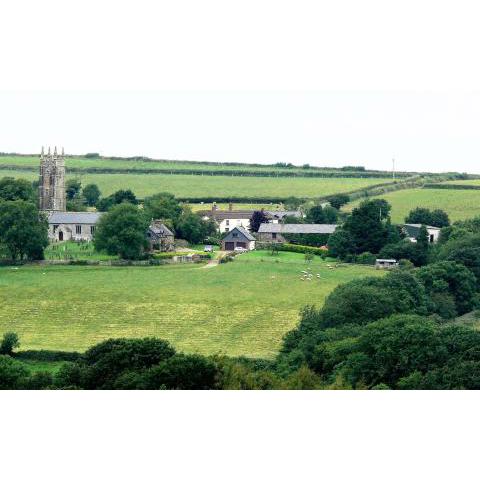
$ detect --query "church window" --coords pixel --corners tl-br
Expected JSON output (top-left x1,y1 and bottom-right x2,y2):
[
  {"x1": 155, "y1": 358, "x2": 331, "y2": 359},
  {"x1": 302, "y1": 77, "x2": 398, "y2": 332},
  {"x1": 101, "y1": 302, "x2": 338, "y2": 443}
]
[
  {"x1": 76, "y1": 225, "x2": 82, "y2": 234},
  {"x1": 90, "y1": 225, "x2": 96, "y2": 234}
]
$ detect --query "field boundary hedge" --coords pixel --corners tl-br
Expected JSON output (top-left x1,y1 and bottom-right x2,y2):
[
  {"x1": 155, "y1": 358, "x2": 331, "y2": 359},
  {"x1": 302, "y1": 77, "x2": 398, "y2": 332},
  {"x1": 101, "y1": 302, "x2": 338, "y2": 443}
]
[
  {"x1": 0, "y1": 163, "x2": 424, "y2": 179},
  {"x1": 256, "y1": 242, "x2": 328, "y2": 257},
  {"x1": 423, "y1": 183, "x2": 480, "y2": 190}
]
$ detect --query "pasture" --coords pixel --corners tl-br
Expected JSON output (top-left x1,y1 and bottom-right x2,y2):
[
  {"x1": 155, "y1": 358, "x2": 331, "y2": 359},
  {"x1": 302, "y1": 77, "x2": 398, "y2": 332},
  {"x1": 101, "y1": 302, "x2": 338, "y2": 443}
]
[
  {"x1": 0, "y1": 168, "x2": 392, "y2": 199},
  {"x1": 345, "y1": 187, "x2": 480, "y2": 222},
  {"x1": 0, "y1": 251, "x2": 381, "y2": 358}
]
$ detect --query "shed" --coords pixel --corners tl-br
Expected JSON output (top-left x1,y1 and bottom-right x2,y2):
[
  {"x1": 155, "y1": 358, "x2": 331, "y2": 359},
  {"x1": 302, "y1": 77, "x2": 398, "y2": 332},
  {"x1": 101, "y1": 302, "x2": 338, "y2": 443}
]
[{"x1": 221, "y1": 226, "x2": 256, "y2": 251}]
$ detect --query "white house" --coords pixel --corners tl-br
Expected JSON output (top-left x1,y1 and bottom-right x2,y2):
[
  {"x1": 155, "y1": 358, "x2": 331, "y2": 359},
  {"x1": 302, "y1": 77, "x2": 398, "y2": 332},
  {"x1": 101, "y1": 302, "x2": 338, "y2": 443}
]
[
  {"x1": 197, "y1": 203, "x2": 303, "y2": 233},
  {"x1": 403, "y1": 224, "x2": 441, "y2": 244}
]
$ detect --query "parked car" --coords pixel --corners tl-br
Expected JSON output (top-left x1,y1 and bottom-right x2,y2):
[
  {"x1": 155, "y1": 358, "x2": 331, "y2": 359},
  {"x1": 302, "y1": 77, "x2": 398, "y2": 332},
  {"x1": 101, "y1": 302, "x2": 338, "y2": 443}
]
[
  {"x1": 204, "y1": 245, "x2": 213, "y2": 252},
  {"x1": 234, "y1": 246, "x2": 247, "y2": 252}
]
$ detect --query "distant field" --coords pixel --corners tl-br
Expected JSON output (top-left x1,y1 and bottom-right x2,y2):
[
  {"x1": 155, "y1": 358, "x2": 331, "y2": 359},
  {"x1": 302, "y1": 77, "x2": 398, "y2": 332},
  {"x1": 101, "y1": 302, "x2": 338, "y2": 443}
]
[
  {"x1": 0, "y1": 154, "x2": 408, "y2": 176},
  {"x1": 0, "y1": 168, "x2": 392, "y2": 199},
  {"x1": 0, "y1": 251, "x2": 381, "y2": 358},
  {"x1": 345, "y1": 188, "x2": 480, "y2": 222},
  {"x1": 443, "y1": 179, "x2": 480, "y2": 187}
]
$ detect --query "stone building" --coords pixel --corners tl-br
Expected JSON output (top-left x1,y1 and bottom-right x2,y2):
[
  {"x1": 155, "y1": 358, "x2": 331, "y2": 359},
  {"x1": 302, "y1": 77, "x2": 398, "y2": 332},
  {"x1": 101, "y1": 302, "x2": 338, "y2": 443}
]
[
  {"x1": 147, "y1": 220, "x2": 175, "y2": 251},
  {"x1": 48, "y1": 211, "x2": 103, "y2": 242},
  {"x1": 39, "y1": 146, "x2": 66, "y2": 212},
  {"x1": 257, "y1": 223, "x2": 337, "y2": 243},
  {"x1": 39, "y1": 147, "x2": 102, "y2": 241}
]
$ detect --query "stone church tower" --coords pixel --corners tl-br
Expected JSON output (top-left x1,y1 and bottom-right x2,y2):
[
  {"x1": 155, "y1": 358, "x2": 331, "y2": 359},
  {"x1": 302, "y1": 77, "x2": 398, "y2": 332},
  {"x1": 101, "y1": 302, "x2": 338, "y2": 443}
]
[{"x1": 39, "y1": 146, "x2": 66, "y2": 212}]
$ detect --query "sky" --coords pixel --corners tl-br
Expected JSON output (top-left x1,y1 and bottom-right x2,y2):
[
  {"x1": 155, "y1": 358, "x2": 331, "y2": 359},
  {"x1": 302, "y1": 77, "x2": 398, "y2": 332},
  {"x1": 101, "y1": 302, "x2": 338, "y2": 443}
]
[
  {"x1": 2, "y1": 0, "x2": 480, "y2": 173},
  {"x1": 1, "y1": 91, "x2": 480, "y2": 173}
]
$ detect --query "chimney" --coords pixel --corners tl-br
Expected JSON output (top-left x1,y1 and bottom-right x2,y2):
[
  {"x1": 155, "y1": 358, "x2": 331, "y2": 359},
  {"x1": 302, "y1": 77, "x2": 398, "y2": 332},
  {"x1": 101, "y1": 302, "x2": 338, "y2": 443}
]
[{"x1": 229, "y1": 202, "x2": 233, "y2": 211}]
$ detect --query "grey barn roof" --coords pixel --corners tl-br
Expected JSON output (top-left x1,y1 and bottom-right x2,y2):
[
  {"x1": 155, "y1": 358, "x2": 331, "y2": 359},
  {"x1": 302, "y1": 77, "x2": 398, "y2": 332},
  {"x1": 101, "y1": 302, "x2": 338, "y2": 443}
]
[
  {"x1": 258, "y1": 223, "x2": 337, "y2": 234},
  {"x1": 403, "y1": 223, "x2": 440, "y2": 238},
  {"x1": 48, "y1": 212, "x2": 103, "y2": 224},
  {"x1": 222, "y1": 226, "x2": 256, "y2": 242}
]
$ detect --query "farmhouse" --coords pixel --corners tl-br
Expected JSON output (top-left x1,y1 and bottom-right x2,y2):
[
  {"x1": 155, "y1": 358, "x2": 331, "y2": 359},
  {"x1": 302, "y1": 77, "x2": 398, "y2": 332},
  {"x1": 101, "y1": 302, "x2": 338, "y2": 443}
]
[
  {"x1": 198, "y1": 203, "x2": 303, "y2": 233},
  {"x1": 147, "y1": 220, "x2": 175, "y2": 251},
  {"x1": 403, "y1": 224, "x2": 441, "y2": 243},
  {"x1": 257, "y1": 223, "x2": 337, "y2": 243},
  {"x1": 48, "y1": 211, "x2": 103, "y2": 242},
  {"x1": 221, "y1": 226, "x2": 256, "y2": 251}
]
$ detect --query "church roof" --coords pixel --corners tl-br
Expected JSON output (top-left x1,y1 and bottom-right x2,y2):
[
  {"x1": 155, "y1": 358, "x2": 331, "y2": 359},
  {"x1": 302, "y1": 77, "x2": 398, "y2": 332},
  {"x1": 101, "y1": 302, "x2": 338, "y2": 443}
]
[{"x1": 48, "y1": 212, "x2": 103, "y2": 224}]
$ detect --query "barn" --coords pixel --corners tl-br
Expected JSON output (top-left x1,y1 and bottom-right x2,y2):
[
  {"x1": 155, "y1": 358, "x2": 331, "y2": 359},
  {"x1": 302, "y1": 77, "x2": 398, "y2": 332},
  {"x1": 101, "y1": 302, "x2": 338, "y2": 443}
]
[{"x1": 221, "y1": 227, "x2": 256, "y2": 251}]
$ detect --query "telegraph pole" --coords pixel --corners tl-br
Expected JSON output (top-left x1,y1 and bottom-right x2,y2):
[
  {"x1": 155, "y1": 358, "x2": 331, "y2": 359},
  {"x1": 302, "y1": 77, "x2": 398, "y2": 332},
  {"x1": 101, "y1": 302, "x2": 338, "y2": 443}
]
[{"x1": 392, "y1": 157, "x2": 396, "y2": 180}]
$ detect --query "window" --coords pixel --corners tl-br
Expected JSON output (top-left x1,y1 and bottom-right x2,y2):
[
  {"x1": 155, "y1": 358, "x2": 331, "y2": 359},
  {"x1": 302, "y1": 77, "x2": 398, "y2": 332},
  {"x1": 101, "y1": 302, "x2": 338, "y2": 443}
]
[
  {"x1": 226, "y1": 220, "x2": 230, "y2": 226},
  {"x1": 233, "y1": 232, "x2": 238, "y2": 237},
  {"x1": 75, "y1": 225, "x2": 82, "y2": 234},
  {"x1": 90, "y1": 225, "x2": 96, "y2": 235},
  {"x1": 272, "y1": 232, "x2": 277, "y2": 239},
  {"x1": 225, "y1": 227, "x2": 229, "y2": 232},
  {"x1": 429, "y1": 234, "x2": 434, "y2": 243},
  {"x1": 53, "y1": 224, "x2": 59, "y2": 232}
]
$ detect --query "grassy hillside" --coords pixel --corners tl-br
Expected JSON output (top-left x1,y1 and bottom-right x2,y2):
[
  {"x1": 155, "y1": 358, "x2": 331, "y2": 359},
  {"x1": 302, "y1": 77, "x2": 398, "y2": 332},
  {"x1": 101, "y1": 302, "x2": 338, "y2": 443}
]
[
  {"x1": 0, "y1": 168, "x2": 393, "y2": 199},
  {"x1": 0, "y1": 251, "x2": 382, "y2": 358},
  {"x1": 345, "y1": 187, "x2": 480, "y2": 222},
  {"x1": 0, "y1": 154, "x2": 412, "y2": 177}
]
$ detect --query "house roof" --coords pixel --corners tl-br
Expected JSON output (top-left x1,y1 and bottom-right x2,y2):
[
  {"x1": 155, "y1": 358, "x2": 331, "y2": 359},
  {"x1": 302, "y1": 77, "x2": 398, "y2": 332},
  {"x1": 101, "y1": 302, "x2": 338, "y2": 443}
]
[
  {"x1": 222, "y1": 226, "x2": 256, "y2": 242},
  {"x1": 258, "y1": 223, "x2": 337, "y2": 234},
  {"x1": 403, "y1": 223, "x2": 440, "y2": 238},
  {"x1": 149, "y1": 222, "x2": 174, "y2": 236},
  {"x1": 198, "y1": 210, "x2": 254, "y2": 221},
  {"x1": 48, "y1": 211, "x2": 103, "y2": 224},
  {"x1": 198, "y1": 209, "x2": 302, "y2": 222}
]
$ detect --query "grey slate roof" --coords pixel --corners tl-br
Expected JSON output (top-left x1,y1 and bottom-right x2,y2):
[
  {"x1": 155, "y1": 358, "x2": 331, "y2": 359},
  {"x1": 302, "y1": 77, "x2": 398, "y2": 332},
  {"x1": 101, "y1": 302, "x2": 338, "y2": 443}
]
[
  {"x1": 48, "y1": 211, "x2": 103, "y2": 224},
  {"x1": 258, "y1": 223, "x2": 337, "y2": 234},
  {"x1": 222, "y1": 226, "x2": 256, "y2": 242},
  {"x1": 149, "y1": 223, "x2": 174, "y2": 236}
]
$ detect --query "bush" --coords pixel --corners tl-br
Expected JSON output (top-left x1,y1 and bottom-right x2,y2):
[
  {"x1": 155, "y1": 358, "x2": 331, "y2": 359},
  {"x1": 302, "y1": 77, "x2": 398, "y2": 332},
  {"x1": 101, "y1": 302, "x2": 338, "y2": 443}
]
[{"x1": 355, "y1": 252, "x2": 376, "y2": 265}]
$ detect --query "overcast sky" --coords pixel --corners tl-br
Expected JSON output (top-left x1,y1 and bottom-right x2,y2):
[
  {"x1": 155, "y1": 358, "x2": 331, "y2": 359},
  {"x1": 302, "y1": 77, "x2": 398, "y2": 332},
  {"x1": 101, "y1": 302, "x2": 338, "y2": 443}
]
[
  {"x1": 2, "y1": 1, "x2": 480, "y2": 173},
  {"x1": 1, "y1": 91, "x2": 480, "y2": 173}
]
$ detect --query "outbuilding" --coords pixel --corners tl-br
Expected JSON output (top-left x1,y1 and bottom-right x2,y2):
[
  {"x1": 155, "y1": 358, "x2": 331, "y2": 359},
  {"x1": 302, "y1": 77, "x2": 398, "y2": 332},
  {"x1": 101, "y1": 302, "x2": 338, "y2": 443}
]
[{"x1": 221, "y1": 226, "x2": 256, "y2": 251}]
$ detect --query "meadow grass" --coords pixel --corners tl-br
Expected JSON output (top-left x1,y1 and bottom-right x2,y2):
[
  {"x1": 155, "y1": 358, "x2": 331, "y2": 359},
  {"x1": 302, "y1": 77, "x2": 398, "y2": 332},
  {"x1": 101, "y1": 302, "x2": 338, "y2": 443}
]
[
  {"x1": 0, "y1": 251, "x2": 382, "y2": 358},
  {"x1": 0, "y1": 168, "x2": 392, "y2": 199},
  {"x1": 345, "y1": 188, "x2": 480, "y2": 222},
  {"x1": 45, "y1": 241, "x2": 115, "y2": 261},
  {"x1": 18, "y1": 359, "x2": 67, "y2": 374}
]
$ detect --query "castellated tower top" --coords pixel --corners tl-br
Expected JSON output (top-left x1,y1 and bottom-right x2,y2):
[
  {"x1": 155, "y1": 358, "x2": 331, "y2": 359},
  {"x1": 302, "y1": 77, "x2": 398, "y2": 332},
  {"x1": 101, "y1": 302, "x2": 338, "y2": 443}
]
[{"x1": 39, "y1": 146, "x2": 66, "y2": 212}]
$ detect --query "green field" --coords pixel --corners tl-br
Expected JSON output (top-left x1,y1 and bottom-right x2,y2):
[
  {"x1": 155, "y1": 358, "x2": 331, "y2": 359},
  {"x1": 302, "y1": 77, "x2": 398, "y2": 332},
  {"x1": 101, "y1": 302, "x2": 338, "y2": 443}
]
[
  {"x1": 0, "y1": 168, "x2": 392, "y2": 199},
  {"x1": 0, "y1": 251, "x2": 381, "y2": 358},
  {"x1": 0, "y1": 154, "x2": 406, "y2": 176},
  {"x1": 345, "y1": 188, "x2": 480, "y2": 222}
]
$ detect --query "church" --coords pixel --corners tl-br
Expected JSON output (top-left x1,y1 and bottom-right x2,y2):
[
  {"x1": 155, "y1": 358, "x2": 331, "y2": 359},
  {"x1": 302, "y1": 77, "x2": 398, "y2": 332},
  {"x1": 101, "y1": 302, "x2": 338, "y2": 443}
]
[{"x1": 39, "y1": 147, "x2": 102, "y2": 241}]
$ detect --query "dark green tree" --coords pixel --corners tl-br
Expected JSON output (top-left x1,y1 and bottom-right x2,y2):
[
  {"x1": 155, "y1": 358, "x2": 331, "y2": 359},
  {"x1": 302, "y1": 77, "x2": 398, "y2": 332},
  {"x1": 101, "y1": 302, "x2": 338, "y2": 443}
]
[
  {"x1": 405, "y1": 207, "x2": 450, "y2": 228},
  {"x1": 97, "y1": 189, "x2": 138, "y2": 211},
  {"x1": 82, "y1": 184, "x2": 101, "y2": 207},
  {"x1": 327, "y1": 228, "x2": 355, "y2": 260},
  {"x1": 250, "y1": 210, "x2": 269, "y2": 232},
  {"x1": 306, "y1": 205, "x2": 326, "y2": 223},
  {"x1": 94, "y1": 203, "x2": 149, "y2": 259},
  {"x1": 144, "y1": 192, "x2": 182, "y2": 224},
  {"x1": 0, "y1": 355, "x2": 29, "y2": 389},
  {"x1": 342, "y1": 199, "x2": 392, "y2": 254},
  {"x1": 328, "y1": 194, "x2": 350, "y2": 210},
  {"x1": 0, "y1": 177, "x2": 34, "y2": 202},
  {"x1": 175, "y1": 210, "x2": 216, "y2": 244},
  {"x1": 0, "y1": 332, "x2": 19, "y2": 355},
  {"x1": 0, "y1": 200, "x2": 49, "y2": 260},
  {"x1": 66, "y1": 178, "x2": 82, "y2": 200}
]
